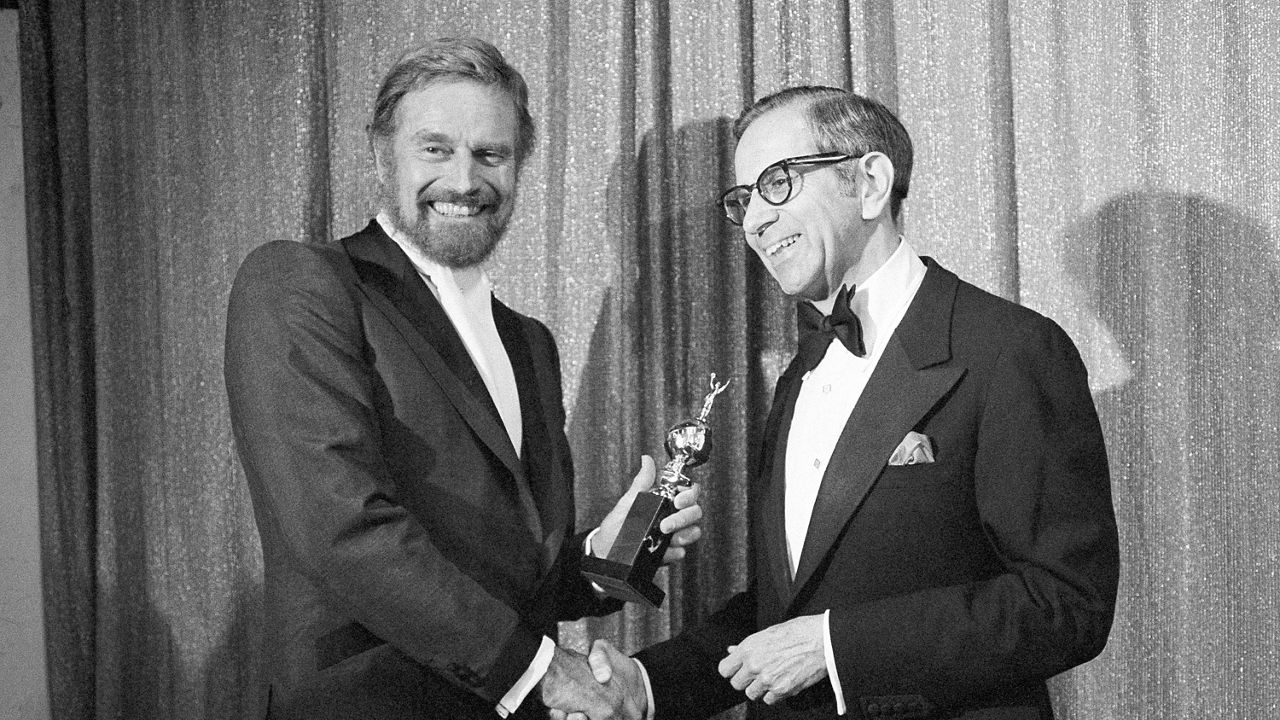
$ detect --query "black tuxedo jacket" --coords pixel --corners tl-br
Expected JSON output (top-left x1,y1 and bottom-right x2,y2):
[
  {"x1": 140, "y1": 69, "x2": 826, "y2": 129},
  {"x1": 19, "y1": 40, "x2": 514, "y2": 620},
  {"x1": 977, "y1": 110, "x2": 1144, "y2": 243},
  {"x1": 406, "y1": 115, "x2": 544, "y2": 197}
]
[
  {"x1": 637, "y1": 259, "x2": 1119, "y2": 720},
  {"x1": 224, "y1": 222, "x2": 620, "y2": 719}
]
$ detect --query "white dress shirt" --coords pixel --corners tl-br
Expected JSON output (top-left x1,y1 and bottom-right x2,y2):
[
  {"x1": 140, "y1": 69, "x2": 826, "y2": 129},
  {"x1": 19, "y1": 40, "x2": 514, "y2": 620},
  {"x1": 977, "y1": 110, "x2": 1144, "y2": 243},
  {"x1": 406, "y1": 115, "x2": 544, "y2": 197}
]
[
  {"x1": 375, "y1": 215, "x2": 541, "y2": 716},
  {"x1": 377, "y1": 214, "x2": 523, "y2": 455},
  {"x1": 785, "y1": 237, "x2": 926, "y2": 714},
  {"x1": 630, "y1": 239, "x2": 927, "y2": 719}
]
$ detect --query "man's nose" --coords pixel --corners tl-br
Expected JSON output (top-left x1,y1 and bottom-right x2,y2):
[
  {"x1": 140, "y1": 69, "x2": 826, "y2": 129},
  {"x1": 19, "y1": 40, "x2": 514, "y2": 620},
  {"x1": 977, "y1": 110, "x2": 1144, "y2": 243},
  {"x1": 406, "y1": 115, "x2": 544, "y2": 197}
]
[
  {"x1": 440, "y1": 154, "x2": 480, "y2": 192},
  {"x1": 741, "y1": 193, "x2": 778, "y2": 237}
]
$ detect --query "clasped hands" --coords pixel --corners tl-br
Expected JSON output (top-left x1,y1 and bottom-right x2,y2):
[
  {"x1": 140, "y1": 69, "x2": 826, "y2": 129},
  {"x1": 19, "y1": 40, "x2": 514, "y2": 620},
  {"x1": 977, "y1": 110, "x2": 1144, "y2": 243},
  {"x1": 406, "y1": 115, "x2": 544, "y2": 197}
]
[
  {"x1": 541, "y1": 642, "x2": 646, "y2": 720},
  {"x1": 540, "y1": 456, "x2": 700, "y2": 720},
  {"x1": 544, "y1": 460, "x2": 826, "y2": 718},
  {"x1": 545, "y1": 614, "x2": 830, "y2": 718}
]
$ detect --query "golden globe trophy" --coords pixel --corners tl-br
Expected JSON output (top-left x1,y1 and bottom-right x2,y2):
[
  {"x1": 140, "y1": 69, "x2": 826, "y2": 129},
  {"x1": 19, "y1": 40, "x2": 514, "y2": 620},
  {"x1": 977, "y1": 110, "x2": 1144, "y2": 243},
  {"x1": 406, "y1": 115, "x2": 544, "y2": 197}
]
[{"x1": 581, "y1": 374, "x2": 730, "y2": 607}]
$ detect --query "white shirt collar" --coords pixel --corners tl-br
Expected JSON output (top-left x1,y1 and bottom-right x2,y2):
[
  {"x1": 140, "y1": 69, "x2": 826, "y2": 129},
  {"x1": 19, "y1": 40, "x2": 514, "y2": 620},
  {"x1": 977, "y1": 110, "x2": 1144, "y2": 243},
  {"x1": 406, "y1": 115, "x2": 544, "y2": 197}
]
[
  {"x1": 375, "y1": 212, "x2": 490, "y2": 300},
  {"x1": 808, "y1": 237, "x2": 927, "y2": 359},
  {"x1": 373, "y1": 213, "x2": 523, "y2": 457}
]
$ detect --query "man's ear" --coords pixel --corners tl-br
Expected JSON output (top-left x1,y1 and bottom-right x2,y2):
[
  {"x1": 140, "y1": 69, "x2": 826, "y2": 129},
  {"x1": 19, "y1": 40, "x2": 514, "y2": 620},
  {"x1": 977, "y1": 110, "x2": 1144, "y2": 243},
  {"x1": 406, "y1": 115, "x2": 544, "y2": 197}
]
[
  {"x1": 370, "y1": 134, "x2": 391, "y2": 185},
  {"x1": 858, "y1": 152, "x2": 895, "y2": 221}
]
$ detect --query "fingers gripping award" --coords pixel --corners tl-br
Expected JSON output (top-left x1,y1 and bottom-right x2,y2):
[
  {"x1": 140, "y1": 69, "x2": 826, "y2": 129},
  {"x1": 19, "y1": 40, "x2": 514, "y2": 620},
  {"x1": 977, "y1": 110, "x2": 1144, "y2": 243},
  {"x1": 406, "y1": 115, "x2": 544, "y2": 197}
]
[{"x1": 581, "y1": 375, "x2": 730, "y2": 606}]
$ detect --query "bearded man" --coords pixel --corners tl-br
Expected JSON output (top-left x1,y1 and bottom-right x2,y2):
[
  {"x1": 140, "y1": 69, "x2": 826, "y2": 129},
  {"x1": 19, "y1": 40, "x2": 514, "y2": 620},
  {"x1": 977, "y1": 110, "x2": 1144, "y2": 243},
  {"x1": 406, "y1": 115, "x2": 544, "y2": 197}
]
[{"x1": 224, "y1": 37, "x2": 696, "y2": 720}]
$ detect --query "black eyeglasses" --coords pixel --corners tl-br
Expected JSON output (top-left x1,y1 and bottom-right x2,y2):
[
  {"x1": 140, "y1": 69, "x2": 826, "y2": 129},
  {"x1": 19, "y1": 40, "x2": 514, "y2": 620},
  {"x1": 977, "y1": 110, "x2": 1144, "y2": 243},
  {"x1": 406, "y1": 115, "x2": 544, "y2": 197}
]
[{"x1": 718, "y1": 152, "x2": 856, "y2": 226}]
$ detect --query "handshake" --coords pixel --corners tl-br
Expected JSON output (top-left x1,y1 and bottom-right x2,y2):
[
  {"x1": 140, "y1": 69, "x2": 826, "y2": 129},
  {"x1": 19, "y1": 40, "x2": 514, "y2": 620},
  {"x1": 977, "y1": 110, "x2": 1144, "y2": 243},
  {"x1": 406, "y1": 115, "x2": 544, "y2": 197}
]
[
  {"x1": 540, "y1": 641, "x2": 647, "y2": 720},
  {"x1": 537, "y1": 611, "x2": 830, "y2": 719},
  {"x1": 534, "y1": 438, "x2": 830, "y2": 719},
  {"x1": 530, "y1": 454, "x2": 694, "y2": 720}
]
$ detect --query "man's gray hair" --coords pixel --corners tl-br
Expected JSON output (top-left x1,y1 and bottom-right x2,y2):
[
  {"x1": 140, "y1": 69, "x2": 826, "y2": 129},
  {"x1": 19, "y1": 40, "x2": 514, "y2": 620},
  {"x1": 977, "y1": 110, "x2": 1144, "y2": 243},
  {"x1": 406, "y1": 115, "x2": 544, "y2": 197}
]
[
  {"x1": 369, "y1": 37, "x2": 536, "y2": 163},
  {"x1": 735, "y1": 86, "x2": 913, "y2": 221}
]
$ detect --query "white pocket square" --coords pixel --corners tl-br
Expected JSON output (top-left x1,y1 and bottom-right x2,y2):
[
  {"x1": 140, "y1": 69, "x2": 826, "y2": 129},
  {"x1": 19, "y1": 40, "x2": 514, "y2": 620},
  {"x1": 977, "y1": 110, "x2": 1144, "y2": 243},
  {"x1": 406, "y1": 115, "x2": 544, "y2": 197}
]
[{"x1": 888, "y1": 431, "x2": 935, "y2": 466}]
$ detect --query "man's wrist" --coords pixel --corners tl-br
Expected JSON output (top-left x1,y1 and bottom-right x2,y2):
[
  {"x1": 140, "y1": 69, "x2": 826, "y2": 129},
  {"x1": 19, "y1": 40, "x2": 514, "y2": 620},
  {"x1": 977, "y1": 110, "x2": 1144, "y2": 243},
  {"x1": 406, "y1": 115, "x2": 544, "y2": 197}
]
[
  {"x1": 495, "y1": 635, "x2": 556, "y2": 717},
  {"x1": 583, "y1": 527, "x2": 609, "y2": 596},
  {"x1": 583, "y1": 526, "x2": 603, "y2": 558},
  {"x1": 634, "y1": 657, "x2": 656, "y2": 720},
  {"x1": 822, "y1": 609, "x2": 847, "y2": 715}
]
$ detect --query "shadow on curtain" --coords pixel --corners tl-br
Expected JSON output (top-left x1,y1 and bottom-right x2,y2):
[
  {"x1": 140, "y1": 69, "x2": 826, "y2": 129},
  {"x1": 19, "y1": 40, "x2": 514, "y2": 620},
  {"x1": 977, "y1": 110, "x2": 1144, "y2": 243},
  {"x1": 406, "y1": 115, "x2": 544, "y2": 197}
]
[
  {"x1": 19, "y1": 0, "x2": 1280, "y2": 718},
  {"x1": 564, "y1": 116, "x2": 785, "y2": 665},
  {"x1": 1049, "y1": 191, "x2": 1280, "y2": 715}
]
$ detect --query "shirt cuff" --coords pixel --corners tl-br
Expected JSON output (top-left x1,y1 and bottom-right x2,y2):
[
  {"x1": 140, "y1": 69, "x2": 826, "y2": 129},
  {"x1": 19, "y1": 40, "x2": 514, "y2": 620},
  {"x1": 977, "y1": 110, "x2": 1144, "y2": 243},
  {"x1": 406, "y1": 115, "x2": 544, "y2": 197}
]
[
  {"x1": 634, "y1": 657, "x2": 656, "y2": 720},
  {"x1": 823, "y1": 609, "x2": 847, "y2": 715},
  {"x1": 495, "y1": 635, "x2": 556, "y2": 717},
  {"x1": 584, "y1": 526, "x2": 603, "y2": 556},
  {"x1": 583, "y1": 526, "x2": 608, "y2": 596}
]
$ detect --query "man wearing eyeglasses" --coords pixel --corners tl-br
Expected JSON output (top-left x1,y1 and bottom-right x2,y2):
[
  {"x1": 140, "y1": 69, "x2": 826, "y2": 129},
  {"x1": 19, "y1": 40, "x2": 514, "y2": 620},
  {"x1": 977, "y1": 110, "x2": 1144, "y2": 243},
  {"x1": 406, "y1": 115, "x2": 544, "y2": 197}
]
[{"x1": 576, "y1": 87, "x2": 1119, "y2": 719}]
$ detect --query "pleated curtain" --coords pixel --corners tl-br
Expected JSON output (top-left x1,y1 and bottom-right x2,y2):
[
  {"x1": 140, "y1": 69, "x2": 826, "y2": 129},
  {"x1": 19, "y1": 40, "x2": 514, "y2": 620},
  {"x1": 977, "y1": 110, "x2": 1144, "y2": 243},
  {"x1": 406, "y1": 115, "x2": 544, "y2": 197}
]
[{"x1": 20, "y1": 1, "x2": 1280, "y2": 718}]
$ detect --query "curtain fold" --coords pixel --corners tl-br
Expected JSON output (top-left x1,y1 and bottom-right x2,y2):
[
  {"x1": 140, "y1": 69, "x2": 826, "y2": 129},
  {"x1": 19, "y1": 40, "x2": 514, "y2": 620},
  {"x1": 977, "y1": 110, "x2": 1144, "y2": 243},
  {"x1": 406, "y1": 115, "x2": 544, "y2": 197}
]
[
  {"x1": 20, "y1": 1, "x2": 96, "y2": 718},
  {"x1": 21, "y1": 0, "x2": 1280, "y2": 718}
]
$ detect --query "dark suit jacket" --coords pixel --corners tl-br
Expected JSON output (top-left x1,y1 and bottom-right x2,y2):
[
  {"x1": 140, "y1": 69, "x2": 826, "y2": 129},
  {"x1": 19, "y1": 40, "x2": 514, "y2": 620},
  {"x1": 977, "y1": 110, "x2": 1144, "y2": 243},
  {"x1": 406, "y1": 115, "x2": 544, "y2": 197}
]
[
  {"x1": 224, "y1": 222, "x2": 621, "y2": 719},
  {"x1": 637, "y1": 259, "x2": 1119, "y2": 720}
]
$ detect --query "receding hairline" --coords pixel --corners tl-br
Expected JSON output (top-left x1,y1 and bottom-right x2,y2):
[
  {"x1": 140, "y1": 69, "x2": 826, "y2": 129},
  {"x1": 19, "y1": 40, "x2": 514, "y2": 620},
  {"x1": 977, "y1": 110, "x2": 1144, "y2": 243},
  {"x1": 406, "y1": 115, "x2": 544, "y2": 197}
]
[
  {"x1": 733, "y1": 86, "x2": 849, "y2": 140},
  {"x1": 731, "y1": 85, "x2": 914, "y2": 220},
  {"x1": 388, "y1": 77, "x2": 522, "y2": 128},
  {"x1": 368, "y1": 38, "x2": 536, "y2": 163}
]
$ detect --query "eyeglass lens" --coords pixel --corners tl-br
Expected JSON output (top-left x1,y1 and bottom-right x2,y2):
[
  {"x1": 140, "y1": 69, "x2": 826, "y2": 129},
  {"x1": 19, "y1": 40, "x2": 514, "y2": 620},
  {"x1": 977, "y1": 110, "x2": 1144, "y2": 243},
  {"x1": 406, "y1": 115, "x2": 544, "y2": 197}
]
[
  {"x1": 721, "y1": 162, "x2": 795, "y2": 225},
  {"x1": 757, "y1": 165, "x2": 794, "y2": 204}
]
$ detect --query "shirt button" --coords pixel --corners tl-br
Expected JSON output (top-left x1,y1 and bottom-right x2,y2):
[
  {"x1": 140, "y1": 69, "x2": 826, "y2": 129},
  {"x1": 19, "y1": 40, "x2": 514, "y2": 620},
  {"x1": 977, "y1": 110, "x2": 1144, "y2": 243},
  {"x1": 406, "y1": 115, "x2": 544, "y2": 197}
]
[
  {"x1": 822, "y1": 383, "x2": 832, "y2": 393},
  {"x1": 812, "y1": 458, "x2": 821, "y2": 469}
]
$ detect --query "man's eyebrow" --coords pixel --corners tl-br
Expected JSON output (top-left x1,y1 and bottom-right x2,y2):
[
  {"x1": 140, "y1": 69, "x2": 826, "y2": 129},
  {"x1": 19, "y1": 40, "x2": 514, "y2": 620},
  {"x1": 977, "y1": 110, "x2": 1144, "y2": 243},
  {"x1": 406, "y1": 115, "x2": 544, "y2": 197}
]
[
  {"x1": 409, "y1": 130, "x2": 452, "y2": 146},
  {"x1": 406, "y1": 130, "x2": 511, "y2": 156},
  {"x1": 473, "y1": 141, "x2": 514, "y2": 156}
]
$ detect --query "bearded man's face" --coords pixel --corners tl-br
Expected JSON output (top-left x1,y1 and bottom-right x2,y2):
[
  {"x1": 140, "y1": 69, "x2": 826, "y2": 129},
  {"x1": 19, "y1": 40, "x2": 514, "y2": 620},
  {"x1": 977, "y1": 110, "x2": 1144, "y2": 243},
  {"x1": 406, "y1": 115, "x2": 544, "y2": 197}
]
[{"x1": 377, "y1": 80, "x2": 519, "y2": 267}]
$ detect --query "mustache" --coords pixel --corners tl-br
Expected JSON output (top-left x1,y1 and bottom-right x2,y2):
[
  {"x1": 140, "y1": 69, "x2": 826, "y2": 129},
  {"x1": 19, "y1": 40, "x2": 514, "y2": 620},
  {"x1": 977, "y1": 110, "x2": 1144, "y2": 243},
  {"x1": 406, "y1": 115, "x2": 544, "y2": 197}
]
[{"x1": 416, "y1": 187, "x2": 498, "y2": 207}]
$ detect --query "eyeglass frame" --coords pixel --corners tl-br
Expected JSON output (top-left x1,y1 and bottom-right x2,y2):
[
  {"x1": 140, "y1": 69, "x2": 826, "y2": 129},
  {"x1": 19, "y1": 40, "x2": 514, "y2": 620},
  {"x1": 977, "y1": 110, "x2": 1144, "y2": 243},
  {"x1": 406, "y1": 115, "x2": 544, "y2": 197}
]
[{"x1": 718, "y1": 152, "x2": 860, "y2": 226}]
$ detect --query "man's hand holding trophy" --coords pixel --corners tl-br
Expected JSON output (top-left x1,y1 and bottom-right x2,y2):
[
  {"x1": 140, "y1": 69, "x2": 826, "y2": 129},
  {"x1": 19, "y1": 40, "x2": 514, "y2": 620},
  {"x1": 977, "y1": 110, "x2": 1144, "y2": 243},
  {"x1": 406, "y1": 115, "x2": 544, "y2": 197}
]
[{"x1": 582, "y1": 374, "x2": 731, "y2": 606}]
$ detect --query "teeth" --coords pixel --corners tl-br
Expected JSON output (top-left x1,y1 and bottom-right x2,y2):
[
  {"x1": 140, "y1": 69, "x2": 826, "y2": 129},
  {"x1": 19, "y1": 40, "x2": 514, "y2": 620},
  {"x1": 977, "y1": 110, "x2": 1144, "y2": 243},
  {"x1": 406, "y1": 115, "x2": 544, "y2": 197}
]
[
  {"x1": 432, "y1": 201, "x2": 481, "y2": 217},
  {"x1": 765, "y1": 235, "x2": 798, "y2": 257}
]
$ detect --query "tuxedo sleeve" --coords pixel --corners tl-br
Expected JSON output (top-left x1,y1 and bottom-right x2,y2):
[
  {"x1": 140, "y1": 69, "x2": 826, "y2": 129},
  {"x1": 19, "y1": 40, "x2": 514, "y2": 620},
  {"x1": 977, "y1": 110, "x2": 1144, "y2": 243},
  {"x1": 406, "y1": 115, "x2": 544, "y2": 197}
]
[
  {"x1": 631, "y1": 588, "x2": 756, "y2": 720},
  {"x1": 826, "y1": 315, "x2": 1119, "y2": 708},
  {"x1": 523, "y1": 320, "x2": 625, "y2": 624},
  {"x1": 224, "y1": 241, "x2": 602, "y2": 702}
]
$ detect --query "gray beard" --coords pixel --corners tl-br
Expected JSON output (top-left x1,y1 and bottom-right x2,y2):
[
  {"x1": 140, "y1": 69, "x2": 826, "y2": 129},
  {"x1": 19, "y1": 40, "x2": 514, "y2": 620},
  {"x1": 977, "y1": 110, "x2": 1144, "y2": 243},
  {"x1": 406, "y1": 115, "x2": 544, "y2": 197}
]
[{"x1": 389, "y1": 202, "x2": 505, "y2": 269}]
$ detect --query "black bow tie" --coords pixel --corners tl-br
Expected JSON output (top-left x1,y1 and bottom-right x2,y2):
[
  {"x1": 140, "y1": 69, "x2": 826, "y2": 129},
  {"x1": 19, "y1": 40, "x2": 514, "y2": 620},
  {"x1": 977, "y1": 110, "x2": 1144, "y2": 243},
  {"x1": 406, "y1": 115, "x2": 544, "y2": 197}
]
[{"x1": 796, "y1": 284, "x2": 866, "y2": 372}]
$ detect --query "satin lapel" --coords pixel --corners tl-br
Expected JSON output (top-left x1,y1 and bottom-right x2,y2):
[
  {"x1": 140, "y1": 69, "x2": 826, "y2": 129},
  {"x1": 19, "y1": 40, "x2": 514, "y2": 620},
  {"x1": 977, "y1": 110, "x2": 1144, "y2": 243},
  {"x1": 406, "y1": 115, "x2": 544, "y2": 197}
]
[
  {"x1": 757, "y1": 360, "x2": 806, "y2": 614},
  {"x1": 342, "y1": 225, "x2": 524, "y2": 483},
  {"x1": 790, "y1": 260, "x2": 965, "y2": 597},
  {"x1": 495, "y1": 301, "x2": 566, "y2": 569}
]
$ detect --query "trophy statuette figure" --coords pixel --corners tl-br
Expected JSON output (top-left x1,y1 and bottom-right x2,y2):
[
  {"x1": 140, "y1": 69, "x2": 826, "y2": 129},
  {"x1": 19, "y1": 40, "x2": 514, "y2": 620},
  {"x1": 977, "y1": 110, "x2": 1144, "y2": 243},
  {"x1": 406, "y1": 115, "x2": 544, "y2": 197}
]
[{"x1": 581, "y1": 375, "x2": 730, "y2": 606}]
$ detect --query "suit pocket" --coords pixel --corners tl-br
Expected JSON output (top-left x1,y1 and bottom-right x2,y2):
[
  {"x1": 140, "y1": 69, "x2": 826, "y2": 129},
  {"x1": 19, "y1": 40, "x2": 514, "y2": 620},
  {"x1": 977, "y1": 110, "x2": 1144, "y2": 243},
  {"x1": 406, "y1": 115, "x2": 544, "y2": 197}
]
[
  {"x1": 315, "y1": 622, "x2": 385, "y2": 671},
  {"x1": 875, "y1": 460, "x2": 962, "y2": 489}
]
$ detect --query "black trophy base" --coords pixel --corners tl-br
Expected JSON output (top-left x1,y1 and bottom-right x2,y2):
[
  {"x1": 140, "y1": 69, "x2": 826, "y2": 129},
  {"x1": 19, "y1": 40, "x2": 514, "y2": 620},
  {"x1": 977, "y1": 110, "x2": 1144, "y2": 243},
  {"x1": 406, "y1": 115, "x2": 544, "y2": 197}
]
[{"x1": 581, "y1": 492, "x2": 675, "y2": 607}]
